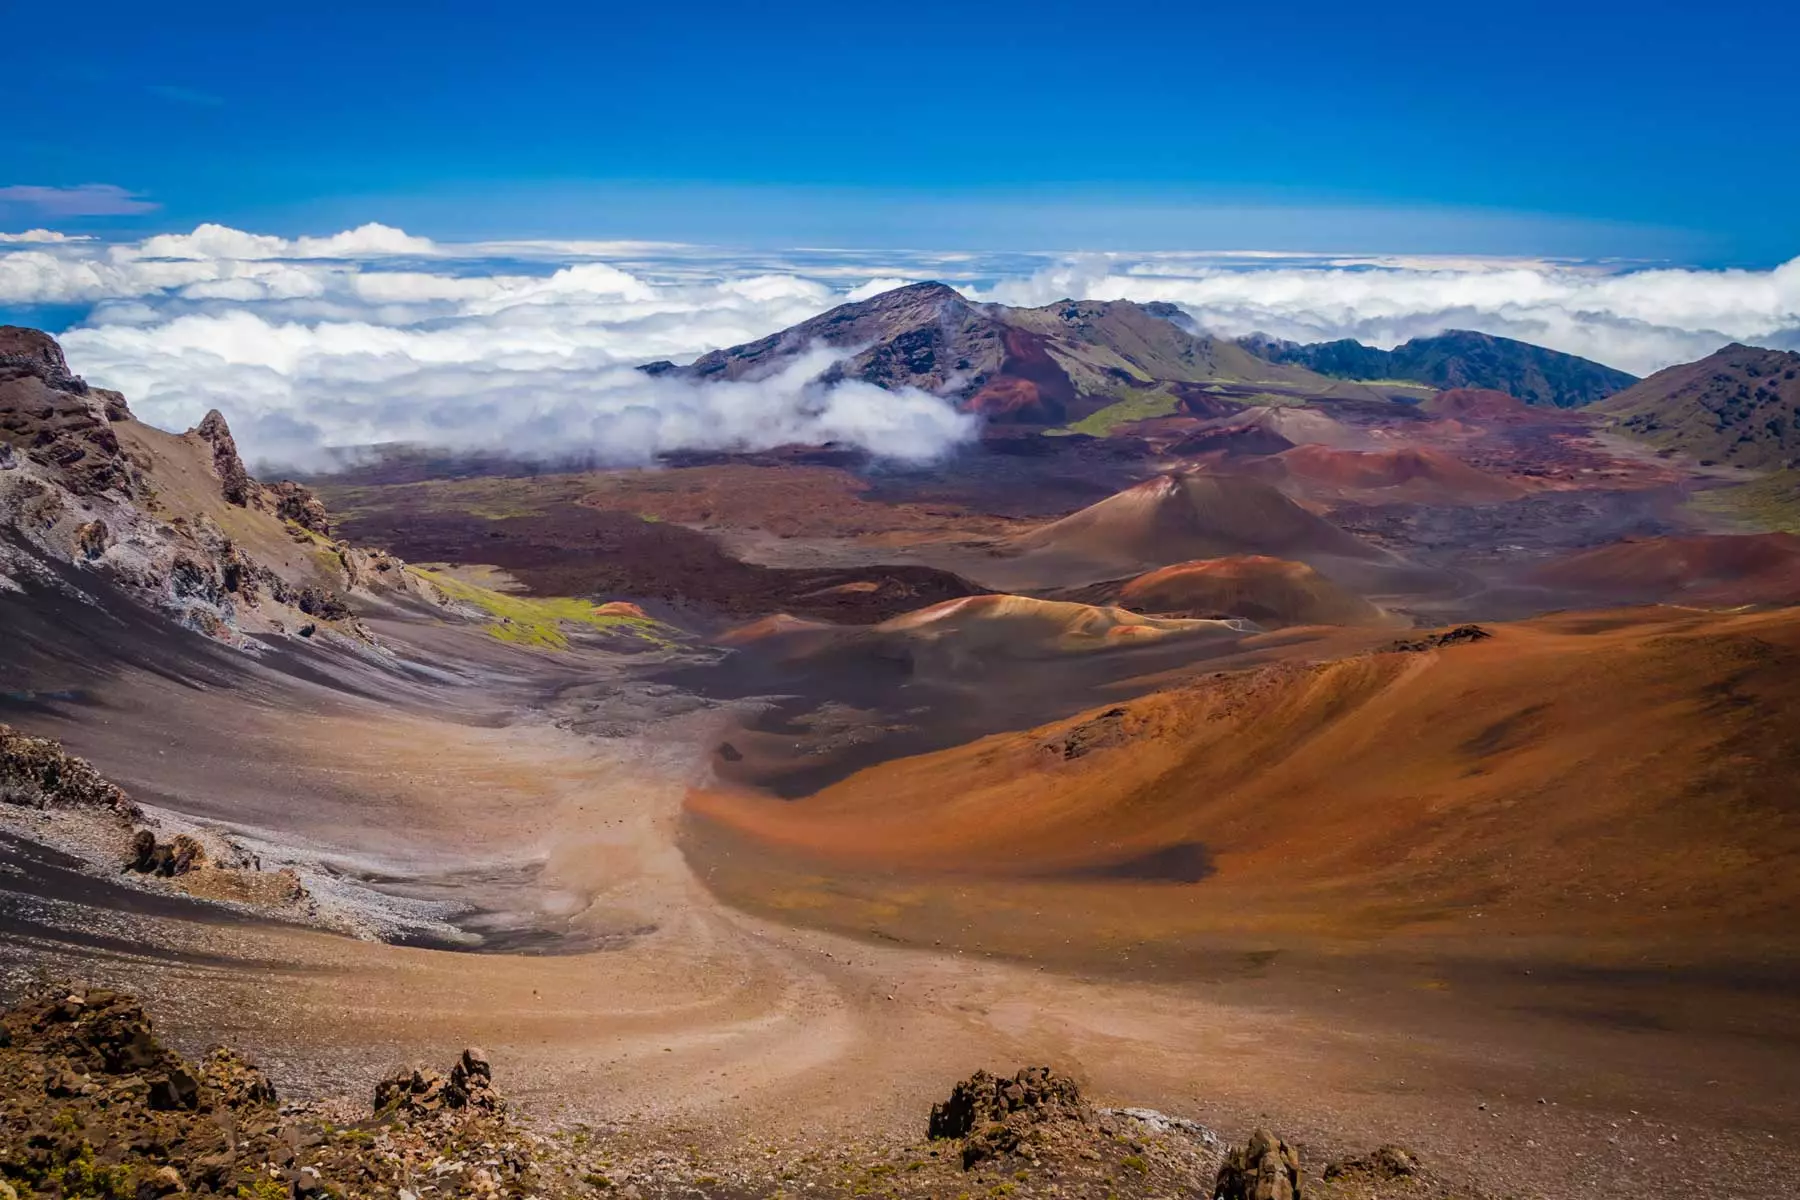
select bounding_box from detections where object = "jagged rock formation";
[0,327,444,651]
[0,723,141,820]
[1213,1128,1304,1200]
[373,1048,504,1117]
[928,1066,1093,1167]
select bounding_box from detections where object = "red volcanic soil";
[1108,555,1387,628]
[688,605,1800,953]
[1008,471,1382,576]
[1534,533,1800,606]
[964,327,1078,423]
[1421,387,1552,422]
[1274,444,1528,503]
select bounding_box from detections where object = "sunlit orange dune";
[1272,443,1528,502]
[717,593,1253,668]
[688,605,1800,952]
[1006,471,1382,577]
[875,593,1250,659]
[1533,533,1800,606]
[1112,555,1391,628]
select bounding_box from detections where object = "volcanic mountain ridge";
[668,282,1394,428]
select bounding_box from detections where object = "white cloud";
[8,222,1800,471]
[133,222,436,261]
[0,229,93,244]
[971,253,1800,376]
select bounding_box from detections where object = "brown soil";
[1533,532,1800,605]
[1099,555,1390,628]
[1270,445,1528,504]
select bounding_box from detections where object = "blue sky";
[9,0,1800,263]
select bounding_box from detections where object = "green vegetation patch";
[1688,470,1800,533]
[413,568,669,650]
[1060,387,1180,436]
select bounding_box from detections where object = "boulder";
[929,1066,1090,1167]
[125,830,208,877]
[1214,1128,1303,1200]
[376,1049,504,1117]
[74,517,108,559]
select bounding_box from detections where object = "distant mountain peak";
[1237,328,1638,408]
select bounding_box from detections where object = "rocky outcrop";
[1214,1128,1304,1200]
[0,332,138,497]
[374,1048,505,1117]
[0,328,450,653]
[11,989,203,1112]
[0,724,141,821]
[267,479,332,535]
[191,409,255,507]
[1388,624,1492,652]
[126,829,208,877]
[929,1066,1092,1167]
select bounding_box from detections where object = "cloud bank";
[2,223,1797,469]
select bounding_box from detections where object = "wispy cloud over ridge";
[2,223,1796,468]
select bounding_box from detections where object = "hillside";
[690,605,1800,947]
[1596,342,1800,469]
[1006,471,1382,578]
[674,283,1386,427]
[1240,329,1639,407]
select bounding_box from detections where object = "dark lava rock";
[1214,1127,1303,1200]
[192,409,255,507]
[126,831,208,877]
[376,1048,505,1117]
[267,479,332,536]
[1388,624,1492,653]
[0,330,136,495]
[928,1066,1090,1167]
[0,723,142,820]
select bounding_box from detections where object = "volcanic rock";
[0,723,142,820]
[192,410,255,507]
[197,1047,278,1109]
[376,1048,505,1117]
[125,830,208,877]
[0,336,136,496]
[928,1066,1091,1167]
[1388,624,1492,652]
[268,479,332,535]
[1213,1127,1303,1200]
